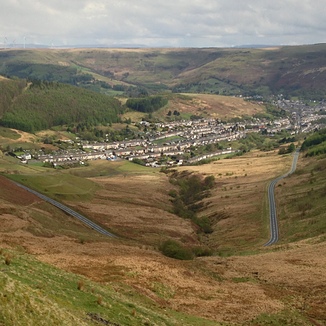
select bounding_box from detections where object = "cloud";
[0,0,325,47]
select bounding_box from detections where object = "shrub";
[191,246,213,257]
[4,254,12,265]
[77,280,85,291]
[96,295,103,305]
[193,216,213,234]
[168,189,178,198]
[159,240,194,260]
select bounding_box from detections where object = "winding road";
[13,181,117,238]
[264,148,300,246]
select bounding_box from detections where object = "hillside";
[0,79,123,132]
[0,75,268,136]
[0,44,325,98]
[1,135,326,324]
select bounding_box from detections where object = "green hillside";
[0,79,123,132]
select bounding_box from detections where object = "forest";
[0,80,123,133]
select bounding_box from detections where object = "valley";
[0,45,326,325]
[1,140,326,325]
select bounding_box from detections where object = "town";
[16,98,326,167]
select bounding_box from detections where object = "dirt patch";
[8,129,38,143]
[0,175,41,206]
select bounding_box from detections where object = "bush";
[278,143,295,155]
[96,295,103,306]
[4,254,12,265]
[193,216,213,234]
[77,280,85,291]
[159,240,194,260]
[192,246,213,257]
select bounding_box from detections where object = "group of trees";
[168,171,215,234]
[278,143,296,155]
[302,128,326,157]
[167,110,180,116]
[126,96,168,113]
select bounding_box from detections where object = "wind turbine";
[24,36,26,49]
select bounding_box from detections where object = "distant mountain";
[0,43,325,99]
[233,44,280,48]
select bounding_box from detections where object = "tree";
[288,143,296,153]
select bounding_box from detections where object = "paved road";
[13,181,117,238]
[264,148,300,246]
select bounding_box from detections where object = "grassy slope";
[277,154,326,242]
[122,92,265,121]
[0,248,220,326]
[176,150,295,253]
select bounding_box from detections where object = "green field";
[7,172,99,202]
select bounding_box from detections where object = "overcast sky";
[1,0,325,48]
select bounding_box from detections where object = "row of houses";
[33,120,246,165]
[26,108,316,166]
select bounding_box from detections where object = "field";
[1,148,326,325]
[156,93,264,120]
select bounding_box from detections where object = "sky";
[1,0,325,48]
